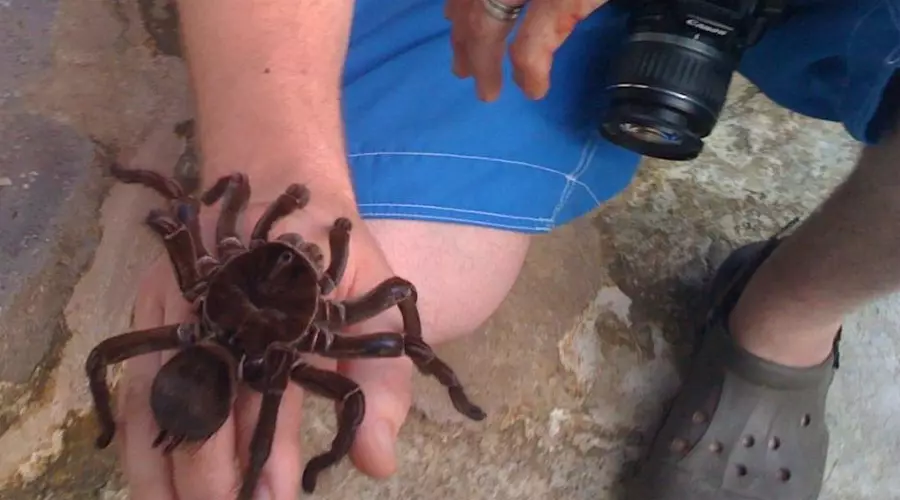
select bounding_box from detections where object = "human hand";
[446,0,609,101]
[115,186,417,500]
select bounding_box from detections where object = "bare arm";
[115,4,406,498]
[177,0,356,207]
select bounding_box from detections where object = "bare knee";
[365,219,530,343]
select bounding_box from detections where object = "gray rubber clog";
[625,225,841,500]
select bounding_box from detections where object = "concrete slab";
[0,0,107,448]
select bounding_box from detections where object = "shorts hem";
[357,206,556,233]
[347,146,632,235]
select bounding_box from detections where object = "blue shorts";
[343,0,900,233]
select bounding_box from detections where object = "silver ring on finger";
[481,0,524,22]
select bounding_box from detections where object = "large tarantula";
[85,164,486,499]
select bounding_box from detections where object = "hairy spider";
[85,164,486,499]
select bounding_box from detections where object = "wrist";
[195,161,361,249]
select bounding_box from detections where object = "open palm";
[102,169,481,500]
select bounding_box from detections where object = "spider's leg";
[306,326,404,359]
[322,277,485,422]
[173,200,219,291]
[290,362,365,494]
[237,351,291,500]
[322,277,416,329]
[110,164,216,283]
[85,323,199,449]
[198,173,236,205]
[146,210,216,302]
[199,173,250,261]
[249,183,311,248]
[152,429,168,447]
[109,163,185,200]
[162,434,185,454]
[403,336,486,421]
[390,290,486,421]
[173,199,213,261]
[318,217,352,295]
[152,430,203,456]
[236,390,284,500]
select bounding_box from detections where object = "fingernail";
[254,483,273,500]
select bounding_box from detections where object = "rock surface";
[1,0,898,499]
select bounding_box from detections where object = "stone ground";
[1,0,898,499]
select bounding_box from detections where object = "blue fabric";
[342,0,900,233]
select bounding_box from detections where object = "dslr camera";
[599,0,785,161]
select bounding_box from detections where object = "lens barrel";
[600,32,737,161]
[598,0,785,161]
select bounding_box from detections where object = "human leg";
[335,0,642,479]
[338,0,639,342]
[626,0,899,496]
[628,125,899,500]
[734,0,900,367]
[338,0,642,342]
[336,220,530,475]
[731,126,900,368]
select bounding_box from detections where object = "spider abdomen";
[149,345,235,441]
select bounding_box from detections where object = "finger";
[449,0,474,78]
[509,0,608,99]
[233,358,323,500]
[117,273,175,500]
[451,25,472,79]
[444,0,462,20]
[464,0,527,101]
[162,292,243,500]
[339,355,414,478]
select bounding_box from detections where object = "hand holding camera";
[448,0,785,161]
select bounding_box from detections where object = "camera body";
[599,0,785,161]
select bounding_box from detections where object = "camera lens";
[600,32,737,161]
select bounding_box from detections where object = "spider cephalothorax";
[85,165,486,499]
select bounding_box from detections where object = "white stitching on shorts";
[347,151,601,206]
[850,0,885,44]
[550,136,600,228]
[846,0,900,134]
[357,203,553,222]
[885,0,900,64]
[887,0,900,32]
[349,150,604,232]
[549,139,589,224]
[850,0,900,64]
[362,212,552,232]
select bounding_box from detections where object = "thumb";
[332,233,414,478]
[339,355,414,478]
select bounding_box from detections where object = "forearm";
[177,0,356,206]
